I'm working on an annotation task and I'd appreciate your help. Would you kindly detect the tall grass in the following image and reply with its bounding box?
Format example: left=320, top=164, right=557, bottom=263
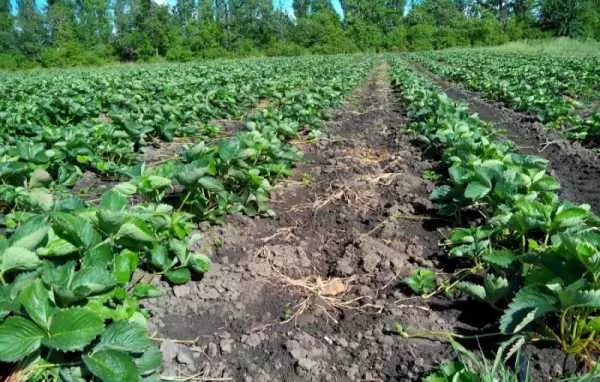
left=480, top=37, right=600, bottom=57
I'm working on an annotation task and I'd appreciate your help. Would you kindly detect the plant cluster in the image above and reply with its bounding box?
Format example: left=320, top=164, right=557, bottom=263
left=0, top=55, right=374, bottom=381
left=410, top=51, right=600, bottom=144
left=0, top=56, right=367, bottom=213
left=388, top=56, right=600, bottom=375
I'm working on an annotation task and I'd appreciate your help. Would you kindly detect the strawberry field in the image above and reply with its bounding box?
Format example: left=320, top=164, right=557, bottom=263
left=1, top=53, right=600, bottom=381
left=409, top=51, right=600, bottom=145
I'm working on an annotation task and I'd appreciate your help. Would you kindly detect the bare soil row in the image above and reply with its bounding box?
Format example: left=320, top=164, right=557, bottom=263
left=146, top=62, right=589, bottom=381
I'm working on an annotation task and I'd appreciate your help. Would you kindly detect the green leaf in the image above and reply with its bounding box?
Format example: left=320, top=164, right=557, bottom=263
left=113, top=182, right=138, bottom=197
left=146, top=175, right=171, bottom=189
left=165, top=268, right=191, bottom=285
left=9, top=216, right=49, bottom=250
left=29, top=188, right=55, bottom=210
left=19, top=279, right=53, bottom=329
left=457, top=281, right=486, bottom=301
left=95, top=321, right=152, bottom=353
left=71, top=266, right=117, bottom=296
left=83, top=349, right=141, bottom=382
left=402, top=268, right=436, bottom=295
left=38, top=237, right=78, bottom=257
left=198, top=176, right=225, bottom=193
left=430, top=185, right=453, bottom=202
left=500, top=286, right=557, bottom=334
left=116, top=222, right=155, bottom=245
left=1, top=246, right=41, bottom=272
left=100, top=190, right=128, bottom=211
left=134, top=346, right=162, bottom=376
left=53, top=212, right=102, bottom=249
left=483, top=274, right=510, bottom=303
left=464, top=181, right=491, bottom=200
left=114, top=250, right=139, bottom=284
left=482, top=250, right=516, bottom=268
left=29, top=168, right=53, bottom=187
left=586, top=317, right=600, bottom=333
left=189, top=253, right=211, bottom=274
left=44, top=308, right=105, bottom=351
left=133, top=283, right=162, bottom=299
left=0, top=316, right=45, bottom=362
left=552, top=207, right=590, bottom=231
left=150, top=244, right=169, bottom=270
left=532, top=175, right=560, bottom=192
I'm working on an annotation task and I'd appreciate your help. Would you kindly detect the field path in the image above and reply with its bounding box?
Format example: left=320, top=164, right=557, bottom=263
left=144, top=62, right=459, bottom=381
left=410, top=62, right=600, bottom=214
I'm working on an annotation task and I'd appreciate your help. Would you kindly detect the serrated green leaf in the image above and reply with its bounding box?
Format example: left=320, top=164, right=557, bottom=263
left=150, top=244, right=169, bottom=270
left=430, top=185, right=453, bottom=202
left=165, top=268, right=191, bottom=285
left=44, top=308, right=105, bottom=351
left=83, top=349, right=141, bottom=382
left=189, top=253, right=211, bottom=274
left=402, top=268, right=436, bottom=295
left=198, top=176, right=224, bottom=193
left=464, top=181, right=490, bottom=200
left=114, top=250, right=139, bottom=284
left=134, top=346, right=162, bottom=376
left=94, top=321, right=152, bottom=353
left=1, top=246, right=41, bottom=272
left=483, top=274, right=510, bottom=303
left=0, top=316, right=45, bottom=362
left=113, top=182, right=138, bottom=197
left=38, top=237, right=78, bottom=257
left=9, top=216, right=49, bottom=250
left=532, top=175, right=560, bottom=192
left=53, top=212, right=102, bottom=249
left=457, top=281, right=486, bottom=300
left=19, top=279, right=53, bottom=329
left=133, top=283, right=162, bottom=299
left=500, top=286, right=557, bottom=334
left=116, top=222, right=155, bottom=244
left=29, top=188, right=55, bottom=210
left=482, top=250, right=516, bottom=268
left=100, top=190, right=128, bottom=211
left=71, top=266, right=117, bottom=296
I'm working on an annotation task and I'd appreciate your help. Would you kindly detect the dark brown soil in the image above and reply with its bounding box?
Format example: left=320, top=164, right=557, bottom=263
left=412, top=63, right=600, bottom=215
left=145, top=63, right=464, bottom=381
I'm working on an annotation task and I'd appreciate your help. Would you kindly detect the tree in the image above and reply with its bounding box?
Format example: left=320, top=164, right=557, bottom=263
left=293, top=0, right=310, bottom=18
left=76, top=0, right=111, bottom=46
left=16, top=0, right=46, bottom=58
left=540, top=0, right=600, bottom=37
left=0, top=0, right=15, bottom=51
left=46, top=0, right=78, bottom=45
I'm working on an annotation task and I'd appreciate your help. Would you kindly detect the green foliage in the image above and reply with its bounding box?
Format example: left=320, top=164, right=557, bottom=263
left=424, top=337, right=529, bottom=382
left=3, top=0, right=596, bottom=68
left=0, top=54, right=374, bottom=380
left=389, top=55, right=600, bottom=365
left=403, top=268, right=437, bottom=295
left=411, top=50, right=600, bottom=143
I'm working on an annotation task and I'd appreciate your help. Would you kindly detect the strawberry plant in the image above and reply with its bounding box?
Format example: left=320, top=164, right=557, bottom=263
left=0, top=55, right=375, bottom=381
left=389, top=55, right=600, bottom=370
left=409, top=51, right=600, bottom=145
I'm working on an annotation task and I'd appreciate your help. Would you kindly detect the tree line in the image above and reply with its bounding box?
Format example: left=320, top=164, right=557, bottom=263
left=0, top=0, right=599, bottom=69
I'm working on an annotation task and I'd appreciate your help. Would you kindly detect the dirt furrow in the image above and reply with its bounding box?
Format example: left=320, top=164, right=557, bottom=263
left=411, top=63, right=600, bottom=215
left=144, top=63, right=461, bottom=381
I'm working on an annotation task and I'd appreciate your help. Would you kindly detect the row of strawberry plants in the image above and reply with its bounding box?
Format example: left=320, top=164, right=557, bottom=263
left=0, top=56, right=375, bottom=381
left=0, top=57, right=344, bottom=193
left=115, top=56, right=375, bottom=223
left=0, top=56, right=362, bottom=214
left=387, top=56, right=600, bottom=373
left=409, top=51, right=600, bottom=144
